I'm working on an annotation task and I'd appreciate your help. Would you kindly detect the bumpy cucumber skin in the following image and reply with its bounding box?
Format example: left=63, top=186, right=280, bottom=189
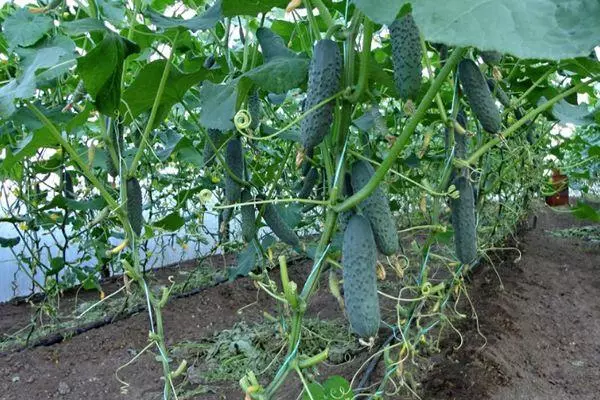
left=450, top=176, right=477, bottom=264
left=298, top=167, right=319, bottom=198
left=350, top=161, right=399, bottom=255
left=240, top=190, right=256, bottom=243
left=337, top=173, right=354, bottom=233
left=248, top=90, right=261, bottom=130
left=126, top=177, right=143, bottom=236
left=106, top=117, right=123, bottom=177
left=480, top=50, right=502, bottom=65
left=225, top=137, right=244, bottom=203
left=389, top=13, right=423, bottom=101
left=486, top=78, right=511, bottom=108
left=63, top=170, right=74, bottom=199
left=300, top=39, right=342, bottom=150
left=263, top=203, right=301, bottom=248
left=458, top=59, right=501, bottom=134
left=203, top=129, right=225, bottom=168
left=342, top=214, right=380, bottom=338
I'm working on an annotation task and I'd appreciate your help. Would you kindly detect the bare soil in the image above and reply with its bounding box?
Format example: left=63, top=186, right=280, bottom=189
left=0, top=205, right=599, bottom=399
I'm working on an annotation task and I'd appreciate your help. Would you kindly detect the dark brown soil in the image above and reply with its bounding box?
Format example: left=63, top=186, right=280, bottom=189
left=1, top=205, right=599, bottom=399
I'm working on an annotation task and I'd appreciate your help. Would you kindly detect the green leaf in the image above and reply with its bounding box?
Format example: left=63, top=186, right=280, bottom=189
left=222, top=0, right=288, bottom=16
left=351, top=0, right=404, bottom=28
left=0, top=236, right=20, bottom=248
left=302, top=384, right=325, bottom=400
left=77, top=32, right=140, bottom=116
left=96, top=0, right=127, bottom=25
left=2, top=8, right=53, bottom=47
left=322, top=376, right=353, bottom=399
left=147, top=1, right=222, bottom=32
left=372, top=0, right=600, bottom=60
left=157, top=129, right=203, bottom=166
left=244, top=28, right=309, bottom=93
left=545, top=98, right=597, bottom=125
left=229, top=243, right=258, bottom=279
left=62, top=18, right=108, bottom=35
left=244, top=58, right=309, bottom=93
left=153, top=212, right=185, bottom=231
left=198, top=80, right=238, bottom=130
left=121, top=60, right=214, bottom=125
left=571, top=201, right=600, bottom=222
left=0, top=46, right=69, bottom=117
left=15, top=35, right=77, bottom=84
left=0, top=128, right=59, bottom=172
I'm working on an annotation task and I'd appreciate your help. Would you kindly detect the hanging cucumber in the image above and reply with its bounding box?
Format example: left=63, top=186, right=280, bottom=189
left=389, top=13, right=423, bottom=101
left=342, top=214, right=380, bottom=338
left=458, top=59, right=501, bottom=134
left=126, top=177, right=143, bottom=236
left=300, top=39, right=342, bottom=150
left=450, top=176, right=477, bottom=264
left=224, top=137, right=244, bottom=203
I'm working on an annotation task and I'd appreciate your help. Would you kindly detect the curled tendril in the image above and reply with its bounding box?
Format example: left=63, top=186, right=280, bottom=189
left=234, top=109, right=252, bottom=131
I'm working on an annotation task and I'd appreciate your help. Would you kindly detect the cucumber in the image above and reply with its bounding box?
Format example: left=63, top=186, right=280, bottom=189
left=337, top=173, right=355, bottom=233
left=106, top=117, right=123, bottom=177
left=224, top=137, right=244, bottom=203
left=486, top=78, right=511, bottom=108
left=300, top=39, right=342, bottom=150
left=389, top=13, right=423, bottom=101
left=263, top=203, right=301, bottom=248
left=342, top=214, right=380, bottom=338
left=63, top=170, right=74, bottom=199
left=480, top=50, right=502, bottom=65
left=297, top=167, right=319, bottom=199
left=240, top=190, right=256, bottom=243
left=350, top=161, right=399, bottom=255
left=126, top=177, right=143, bottom=236
left=450, top=176, right=477, bottom=264
left=248, top=90, right=261, bottom=130
left=458, top=59, right=501, bottom=134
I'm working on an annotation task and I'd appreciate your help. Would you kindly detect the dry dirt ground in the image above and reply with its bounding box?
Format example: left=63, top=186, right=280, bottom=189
left=0, top=205, right=598, bottom=399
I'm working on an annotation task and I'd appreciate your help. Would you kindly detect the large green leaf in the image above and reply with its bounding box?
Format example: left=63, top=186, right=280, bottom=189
left=157, top=129, right=203, bottom=166
left=147, top=1, right=222, bottom=32
left=244, top=27, right=309, bottom=93
left=0, top=128, right=59, bottom=172
left=222, top=0, right=288, bottom=16
left=412, top=0, right=600, bottom=60
left=544, top=98, right=598, bottom=126
left=0, top=46, right=69, bottom=117
left=198, top=80, right=238, bottom=130
left=77, top=32, right=140, bottom=116
left=121, top=60, right=214, bottom=125
left=2, top=8, right=53, bottom=47
left=0, top=236, right=20, bottom=248
left=354, top=0, right=600, bottom=60
left=153, top=212, right=185, bottom=231
left=15, top=35, right=76, bottom=84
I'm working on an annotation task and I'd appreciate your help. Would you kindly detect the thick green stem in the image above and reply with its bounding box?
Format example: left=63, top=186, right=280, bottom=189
left=334, top=47, right=467, bottom=212
left=467, top=78, right=597, bottom=165
left=347, top=18, right=372, bottom=103
left=128, top=33, right=178, bottom=177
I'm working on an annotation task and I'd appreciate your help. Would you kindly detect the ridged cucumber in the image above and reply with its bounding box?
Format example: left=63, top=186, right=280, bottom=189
left=297, top=167, right=319, bottom=199
left=224, top=137, right=244, bottom=203
left=248, top=90, right=261, bottom=130
left=486, top=78, right=511, bottom=108
left=240, top=190, right=256, bottom=243
left=300, top=39, right=342, bottom=150
left=458, top=59, right=501, bottom=134
left=63, top=170, right=74, bottom=199
left=262, top=203, right=301, bottom=248
left=389, top=13, right=423, bottom=101
left=342, top=214, right=380, bottom=338
left=126, top=177, right=143, bottom=236
left=450, top=176, right=477, bottom=264
left=350, top=160, right=399, bottom=255
left=480, top=50, right=502, bottom=65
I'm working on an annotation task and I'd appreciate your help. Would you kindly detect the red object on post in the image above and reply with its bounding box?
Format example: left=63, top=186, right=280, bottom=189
left=545, top=169, right=569, bottom=206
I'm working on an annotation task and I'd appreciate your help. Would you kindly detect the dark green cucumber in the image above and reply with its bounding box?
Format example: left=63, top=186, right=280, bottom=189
left=337, top=173, right=354, bottom=233
left=300, top=39, right=342, bottom=150
left=248, top=90, right=261, bottom=130
left=389, top=13, right=423, bottom=101
left=63, top=170, right=74, bottom=199
left=224, top=137, right=244, bottom=203
left=106, top=117, right=123, bottom=177
left=126, top=177, right=143, bottom=236
left=480, top=50, right=502, bottom=65
left=297, top=167, right=319, bottom=198
left=342, top=214, right=380, bottom=338
left=450, top=176, right=477, bottom=264
left=486, top=78, right=511, bottom=108
left=458, top=59, right=501, bottom=133
left=350, top=161, right=399, bottom=255
left=240, top=190, right=256, bottom=243
left=262, top=203, right=300, bottom=248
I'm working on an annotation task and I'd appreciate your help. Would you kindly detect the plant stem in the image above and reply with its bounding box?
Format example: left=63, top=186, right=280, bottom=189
left=334, top=47, right=467, bottom=212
